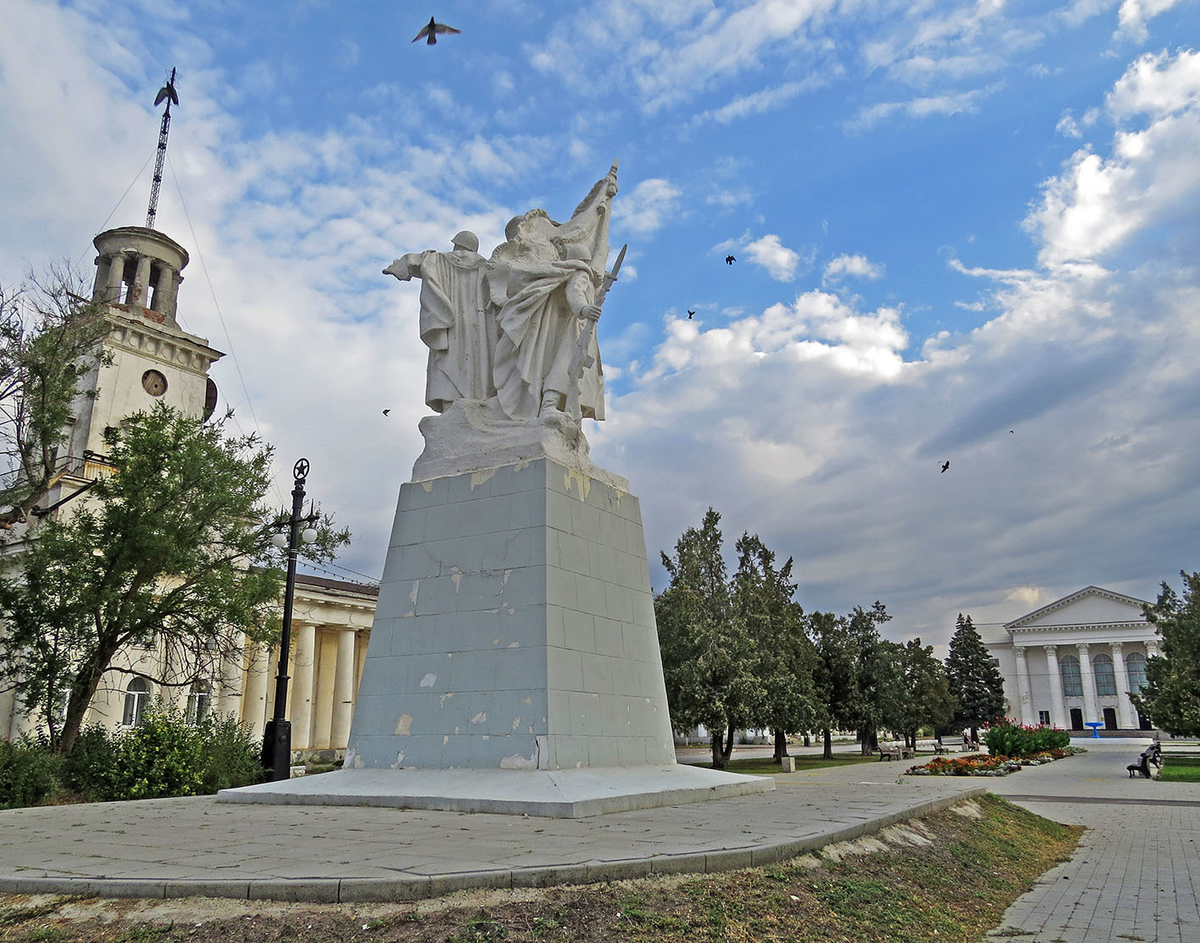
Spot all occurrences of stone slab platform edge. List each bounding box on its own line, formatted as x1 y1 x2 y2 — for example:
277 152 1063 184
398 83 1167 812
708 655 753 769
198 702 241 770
0 787 988 903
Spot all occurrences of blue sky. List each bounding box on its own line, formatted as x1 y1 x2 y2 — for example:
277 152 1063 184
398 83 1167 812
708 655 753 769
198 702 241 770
2 0 1198 650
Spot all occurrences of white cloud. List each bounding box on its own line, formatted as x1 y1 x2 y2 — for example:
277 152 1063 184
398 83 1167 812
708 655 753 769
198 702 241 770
846 88 991 131
823 253 885 283
1056 111 1083 138
1114 0 1185 42
613 178 682 235
745 234 802 282
1028 49 1200 268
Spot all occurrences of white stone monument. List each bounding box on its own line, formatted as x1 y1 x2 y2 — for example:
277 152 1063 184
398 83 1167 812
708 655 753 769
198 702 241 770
220 164 771 816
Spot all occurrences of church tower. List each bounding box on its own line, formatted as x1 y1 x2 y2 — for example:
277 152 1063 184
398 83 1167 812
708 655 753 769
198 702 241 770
45 71 222 511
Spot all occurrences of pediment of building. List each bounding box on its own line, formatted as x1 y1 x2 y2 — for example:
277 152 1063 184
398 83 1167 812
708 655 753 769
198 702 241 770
1006 585 1150 632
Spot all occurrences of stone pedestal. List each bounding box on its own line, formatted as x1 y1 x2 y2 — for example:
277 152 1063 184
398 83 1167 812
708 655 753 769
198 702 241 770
221 458 771 816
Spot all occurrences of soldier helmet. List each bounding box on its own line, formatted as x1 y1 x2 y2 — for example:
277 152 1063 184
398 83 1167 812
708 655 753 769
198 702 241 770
451 231 479 252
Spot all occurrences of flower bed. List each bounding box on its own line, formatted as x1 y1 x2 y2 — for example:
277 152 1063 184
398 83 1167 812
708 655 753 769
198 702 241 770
906 747 1083 777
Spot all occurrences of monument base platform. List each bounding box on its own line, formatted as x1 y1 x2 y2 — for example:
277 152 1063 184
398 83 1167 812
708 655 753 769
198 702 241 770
216 764 773 818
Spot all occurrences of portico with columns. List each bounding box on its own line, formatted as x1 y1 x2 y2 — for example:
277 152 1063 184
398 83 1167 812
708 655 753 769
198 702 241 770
980 586 1158 734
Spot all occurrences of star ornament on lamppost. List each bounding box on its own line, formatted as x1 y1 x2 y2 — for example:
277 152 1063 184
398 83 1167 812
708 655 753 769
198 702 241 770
261 458 322 782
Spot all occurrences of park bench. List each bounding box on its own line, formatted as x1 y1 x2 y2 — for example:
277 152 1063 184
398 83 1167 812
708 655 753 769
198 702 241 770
879 744 916 761
1127 742 1161 779
932 742 950 754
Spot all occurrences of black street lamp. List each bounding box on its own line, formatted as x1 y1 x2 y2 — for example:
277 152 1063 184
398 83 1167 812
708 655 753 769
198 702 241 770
261 458 320 782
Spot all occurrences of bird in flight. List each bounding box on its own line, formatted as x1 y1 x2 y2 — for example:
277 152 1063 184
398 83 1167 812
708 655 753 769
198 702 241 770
725 255 736 265
940 461 950 473
687 310 695 319
382 409 391 416
413 16 461 44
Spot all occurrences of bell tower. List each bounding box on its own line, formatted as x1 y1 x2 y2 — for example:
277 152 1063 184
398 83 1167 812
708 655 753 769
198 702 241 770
46 70 223 509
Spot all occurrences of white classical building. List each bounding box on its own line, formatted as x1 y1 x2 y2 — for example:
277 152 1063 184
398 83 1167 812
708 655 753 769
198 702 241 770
979 586 1159 733
0 221 379 757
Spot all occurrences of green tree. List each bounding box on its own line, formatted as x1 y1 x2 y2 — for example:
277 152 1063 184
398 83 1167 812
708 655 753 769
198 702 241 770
0 403 348 754
892 638 957 748
842 603 897 755
732 532 816 763
946 613 1005 740
808 610 858 759
0 267 110 523
655 508 760 768
1132 571 1200 736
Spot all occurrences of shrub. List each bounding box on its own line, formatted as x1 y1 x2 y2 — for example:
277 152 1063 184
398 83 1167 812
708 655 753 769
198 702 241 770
982 719 1070 758
197 714 265 792
0 737 61 809
59 724 120 801
109 700 205 800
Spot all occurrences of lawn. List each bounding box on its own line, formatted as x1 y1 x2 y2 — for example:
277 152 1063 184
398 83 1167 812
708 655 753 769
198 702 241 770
0 794 1082 943
1159 755 1200 783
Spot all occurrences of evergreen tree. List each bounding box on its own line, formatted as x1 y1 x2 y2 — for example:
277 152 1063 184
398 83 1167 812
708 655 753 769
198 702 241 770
654 508 760 768
946 613 1005 739
732 532 815 762
892 638 957 747
808 610 859 759
1133 571 1200 736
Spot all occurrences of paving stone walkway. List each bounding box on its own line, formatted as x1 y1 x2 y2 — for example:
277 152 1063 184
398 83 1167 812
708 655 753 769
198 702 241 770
987 740 1200 943
0 758 981 903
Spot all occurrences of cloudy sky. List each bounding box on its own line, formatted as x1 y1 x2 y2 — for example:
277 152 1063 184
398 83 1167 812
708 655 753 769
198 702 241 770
2 0 1198 650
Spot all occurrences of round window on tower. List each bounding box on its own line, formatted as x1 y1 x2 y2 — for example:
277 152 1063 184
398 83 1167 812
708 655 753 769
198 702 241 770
142 369 168 397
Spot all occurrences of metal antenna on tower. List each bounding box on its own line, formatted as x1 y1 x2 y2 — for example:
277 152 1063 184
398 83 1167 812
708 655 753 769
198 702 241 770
145 67 179 230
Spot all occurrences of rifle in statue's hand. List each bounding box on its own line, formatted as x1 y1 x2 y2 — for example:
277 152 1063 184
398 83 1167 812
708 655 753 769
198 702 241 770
565 243 626 423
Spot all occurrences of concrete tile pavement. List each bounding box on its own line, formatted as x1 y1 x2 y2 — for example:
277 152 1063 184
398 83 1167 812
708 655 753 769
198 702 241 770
987 740 1200 943
0 759 984 902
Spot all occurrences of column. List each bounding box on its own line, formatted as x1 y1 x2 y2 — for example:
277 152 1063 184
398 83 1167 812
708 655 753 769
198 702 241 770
290 623 316 749
330 629 357 749
1013 646 1033 726
130 254 152 307
1077 643 1100 726
241 643 270 741
1044 645 1067 729
1110 642 1135 730
1146 639 1161 658
312 631 337 750
105 253 125 302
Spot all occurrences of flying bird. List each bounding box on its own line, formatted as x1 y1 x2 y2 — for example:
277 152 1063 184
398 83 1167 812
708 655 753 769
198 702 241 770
382 409 391 416
687 310 695 319
725 255 736 265
940 461 950 473
413 16 461 44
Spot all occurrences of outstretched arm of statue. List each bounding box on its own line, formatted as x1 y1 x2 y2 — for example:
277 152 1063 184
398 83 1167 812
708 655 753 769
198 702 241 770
383 253 424 281
565 271 599 323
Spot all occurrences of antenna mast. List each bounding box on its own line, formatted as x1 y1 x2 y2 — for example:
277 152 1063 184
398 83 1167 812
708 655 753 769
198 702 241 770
146 67 179 230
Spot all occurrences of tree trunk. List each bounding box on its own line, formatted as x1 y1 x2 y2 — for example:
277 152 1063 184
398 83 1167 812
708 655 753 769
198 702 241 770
722 725 736 762
711 731 724 769
803 733 811 747
859 729 872 756
57 647 119 755
773 728 788 763
822 727 833 760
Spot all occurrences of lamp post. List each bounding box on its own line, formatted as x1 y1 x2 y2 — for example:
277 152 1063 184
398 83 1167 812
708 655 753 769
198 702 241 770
261 458 320 782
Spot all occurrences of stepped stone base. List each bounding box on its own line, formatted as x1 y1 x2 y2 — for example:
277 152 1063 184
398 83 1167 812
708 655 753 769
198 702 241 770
220 457 771 815
217 765 773 818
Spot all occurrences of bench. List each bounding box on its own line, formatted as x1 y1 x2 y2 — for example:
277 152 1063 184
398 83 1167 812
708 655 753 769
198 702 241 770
1127 743 1161 778
879 744 916 761
933 742 950 755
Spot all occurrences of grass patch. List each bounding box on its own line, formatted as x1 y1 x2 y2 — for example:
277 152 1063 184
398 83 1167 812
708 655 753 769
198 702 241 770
1159 761 1200 782
0 795 1081 943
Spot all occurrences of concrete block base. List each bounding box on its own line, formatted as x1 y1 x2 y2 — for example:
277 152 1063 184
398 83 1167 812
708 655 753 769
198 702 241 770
217 764 772 818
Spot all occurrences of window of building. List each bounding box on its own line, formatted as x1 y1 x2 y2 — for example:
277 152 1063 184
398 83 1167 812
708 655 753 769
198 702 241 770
186 682 211 726
1060 654 1083 697
1093 653 1117 696
1126 652 1147 693
122 678 151 727
1038 710 1051 726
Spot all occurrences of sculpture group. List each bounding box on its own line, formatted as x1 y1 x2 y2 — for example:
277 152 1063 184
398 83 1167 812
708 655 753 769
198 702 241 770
385 163 621 446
